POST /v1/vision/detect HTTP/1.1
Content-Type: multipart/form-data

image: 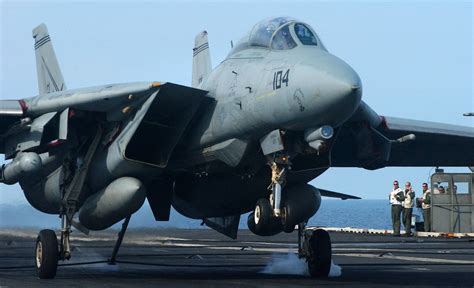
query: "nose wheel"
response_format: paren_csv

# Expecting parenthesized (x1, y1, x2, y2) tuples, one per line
(281, 204, 296, 233)
(253, 198, 272, 231)
(252, 154, 297, 234)
(35, 229, 59, 279)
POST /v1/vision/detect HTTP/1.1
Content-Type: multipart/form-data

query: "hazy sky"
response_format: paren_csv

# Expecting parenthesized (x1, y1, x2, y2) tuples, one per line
(0, 0, 472, 205)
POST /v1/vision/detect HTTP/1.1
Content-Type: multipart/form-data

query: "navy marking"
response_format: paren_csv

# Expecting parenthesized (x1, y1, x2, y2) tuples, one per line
(41, 56, 60, 92)
(193, 45, 208, 57)
(193, 42, 208, 52)
(34, 35, 51, 50)
(34, 35, 50, 48)
(193, 42, 209, 57)
(193, 43, 208, 55)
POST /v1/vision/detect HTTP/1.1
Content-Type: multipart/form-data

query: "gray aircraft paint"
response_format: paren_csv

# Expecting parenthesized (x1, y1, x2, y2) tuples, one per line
(189, 45, 362, 149)
(0, 18, 473, 233)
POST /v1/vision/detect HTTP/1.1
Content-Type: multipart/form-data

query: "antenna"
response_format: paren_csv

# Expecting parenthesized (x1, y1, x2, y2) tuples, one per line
(230, 40, 234, 48)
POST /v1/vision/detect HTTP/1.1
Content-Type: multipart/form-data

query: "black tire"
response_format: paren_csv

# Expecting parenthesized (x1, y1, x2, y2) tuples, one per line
(254, 198, 272, 232)
(308, 229, 332, 278)
(35, 229, 59, 279)
(247, 213, 283, 236)
(281, 203, 296, 233)
(281, 184, 319, 233)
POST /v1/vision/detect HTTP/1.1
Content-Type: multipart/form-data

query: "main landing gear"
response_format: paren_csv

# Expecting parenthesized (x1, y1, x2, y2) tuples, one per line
(298, 223, 332, 278)
(35, 127, 103, 279)
(34, 215, 132, 279)
(35, 229, 59, 279)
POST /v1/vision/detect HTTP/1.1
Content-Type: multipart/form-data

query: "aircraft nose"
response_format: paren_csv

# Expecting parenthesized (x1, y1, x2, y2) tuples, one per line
(313, 53, 362, 125)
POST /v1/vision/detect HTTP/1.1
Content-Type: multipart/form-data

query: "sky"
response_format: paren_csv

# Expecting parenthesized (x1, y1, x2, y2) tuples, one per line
(0, 0, 473, 206)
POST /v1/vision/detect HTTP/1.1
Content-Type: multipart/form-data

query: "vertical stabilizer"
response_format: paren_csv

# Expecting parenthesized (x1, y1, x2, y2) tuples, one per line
(192, 31, 211, 88)
(32, 24, 66, 94)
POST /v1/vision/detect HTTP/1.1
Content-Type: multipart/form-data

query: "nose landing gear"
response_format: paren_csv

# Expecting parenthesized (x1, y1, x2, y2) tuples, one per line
(251, 155, 292, 235)
(254, 154, 302, 234)
(254, 198, 272, 231)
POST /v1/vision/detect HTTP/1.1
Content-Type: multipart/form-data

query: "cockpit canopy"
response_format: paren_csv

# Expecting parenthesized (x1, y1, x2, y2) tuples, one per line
(228, 17, 325, 56)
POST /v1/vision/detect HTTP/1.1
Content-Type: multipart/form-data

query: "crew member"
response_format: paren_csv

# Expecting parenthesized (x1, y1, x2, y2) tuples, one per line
(402, 182, 415, 236)
(389, 180, 404, 236)
(438, 186, 446, 194)
(420, 183, 431, 232)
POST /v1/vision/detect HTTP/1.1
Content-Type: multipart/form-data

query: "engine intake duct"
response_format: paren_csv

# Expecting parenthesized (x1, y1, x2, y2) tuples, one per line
(124, 83, 209, 168)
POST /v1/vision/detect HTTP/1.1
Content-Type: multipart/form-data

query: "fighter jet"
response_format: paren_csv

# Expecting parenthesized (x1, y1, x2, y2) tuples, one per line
(1, 17, 473, 279)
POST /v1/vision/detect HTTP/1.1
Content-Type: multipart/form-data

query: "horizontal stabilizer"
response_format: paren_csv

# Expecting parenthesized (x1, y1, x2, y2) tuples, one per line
(146, 178, 174, 221)
(204, 215, 240, 239)
(318, 188, 361, 200)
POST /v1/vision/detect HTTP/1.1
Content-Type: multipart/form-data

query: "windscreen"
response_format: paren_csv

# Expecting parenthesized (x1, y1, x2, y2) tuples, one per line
(294, 23, 318, 46)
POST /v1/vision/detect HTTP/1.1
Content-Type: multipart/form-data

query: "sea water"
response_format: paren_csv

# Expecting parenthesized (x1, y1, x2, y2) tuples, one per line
(0, 199, 419, 230)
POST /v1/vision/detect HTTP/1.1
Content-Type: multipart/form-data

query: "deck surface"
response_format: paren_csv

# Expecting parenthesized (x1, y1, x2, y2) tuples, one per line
(1, 228, 473, 287)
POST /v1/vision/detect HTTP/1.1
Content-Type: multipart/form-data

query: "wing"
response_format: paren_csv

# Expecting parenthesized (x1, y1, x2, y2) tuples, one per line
(331, 101, 474, 169)
(0, 82, 210, 159)
(377, 116, 474, 166)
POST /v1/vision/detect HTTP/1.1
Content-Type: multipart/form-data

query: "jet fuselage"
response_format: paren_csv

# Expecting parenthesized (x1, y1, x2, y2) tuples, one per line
(189, 45, 362, 150)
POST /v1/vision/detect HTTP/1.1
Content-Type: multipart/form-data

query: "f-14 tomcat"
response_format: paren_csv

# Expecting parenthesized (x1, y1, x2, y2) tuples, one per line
(1, 17, 473, 279)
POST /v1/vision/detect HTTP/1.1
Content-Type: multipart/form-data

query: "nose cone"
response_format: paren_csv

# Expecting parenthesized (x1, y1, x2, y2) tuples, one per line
(306, 52, 362, 127)
(325, 60, 362, 103)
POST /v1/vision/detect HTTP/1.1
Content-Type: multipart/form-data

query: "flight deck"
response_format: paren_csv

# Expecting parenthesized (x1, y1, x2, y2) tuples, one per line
(1, 228, 473, 287)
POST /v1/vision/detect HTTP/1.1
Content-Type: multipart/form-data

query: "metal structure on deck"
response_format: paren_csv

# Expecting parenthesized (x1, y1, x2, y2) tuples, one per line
(431, 172, 474, 233)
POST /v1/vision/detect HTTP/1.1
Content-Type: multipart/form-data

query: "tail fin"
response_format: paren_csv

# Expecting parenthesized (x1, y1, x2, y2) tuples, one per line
(32, 24, 66, 94)
(192, 31, 211, 88)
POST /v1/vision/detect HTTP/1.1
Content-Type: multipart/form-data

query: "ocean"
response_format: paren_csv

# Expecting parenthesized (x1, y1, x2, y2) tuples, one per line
(0, 199, 421, 231)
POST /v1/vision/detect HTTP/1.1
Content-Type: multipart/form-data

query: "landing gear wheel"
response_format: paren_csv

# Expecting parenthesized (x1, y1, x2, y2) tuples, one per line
(254, 198, 272, 232)
(35, 229, 59, 279)
(281, 202, 296, 233)
(307, 229, 331, 278)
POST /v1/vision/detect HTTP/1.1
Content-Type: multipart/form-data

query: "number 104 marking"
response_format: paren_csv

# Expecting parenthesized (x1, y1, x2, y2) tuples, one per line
(273, 69, 290, 90)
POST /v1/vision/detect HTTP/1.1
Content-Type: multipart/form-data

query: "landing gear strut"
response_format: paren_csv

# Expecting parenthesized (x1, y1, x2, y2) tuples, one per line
(35, 127, 103, 279)
(252, 154, 291, 235)
(253, 153, 309, 235)
(268, 159, 287, 218)
(298, 223, 332, 278)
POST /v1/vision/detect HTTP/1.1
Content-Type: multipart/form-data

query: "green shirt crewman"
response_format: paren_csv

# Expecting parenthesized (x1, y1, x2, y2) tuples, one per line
(420, 183, 431, 232)
(402, 182, 415, 236)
